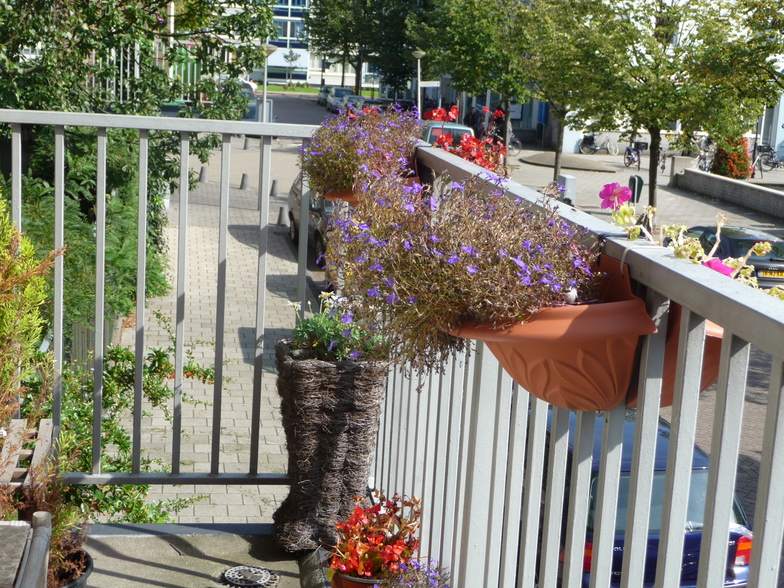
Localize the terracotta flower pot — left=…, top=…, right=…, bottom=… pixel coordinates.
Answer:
left=325, top=188, right=359, bottom=207
left=451, top=255, right=657, bottom=412
left=626, top=302, right=723, bottom=408
left=331, top=573, right=388, bottom=587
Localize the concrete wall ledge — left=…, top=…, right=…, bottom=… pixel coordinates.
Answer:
left=670, top=166, right=784, bottom=220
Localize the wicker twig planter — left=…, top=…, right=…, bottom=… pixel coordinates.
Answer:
left=273, top=340, right=389, bottom=552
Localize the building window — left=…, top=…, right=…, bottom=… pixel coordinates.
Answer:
left=273, top=20, right=287, bottom=38
left=291, top=21, right=303, bottom=39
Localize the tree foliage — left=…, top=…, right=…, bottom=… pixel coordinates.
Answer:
left=408, top=0, right=530, bottom=105
left=513, top=0, right=783, bottom=206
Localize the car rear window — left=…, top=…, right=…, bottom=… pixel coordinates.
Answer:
left=587, top=470, right=744, bottom=535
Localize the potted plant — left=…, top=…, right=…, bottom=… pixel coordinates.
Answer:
left=601, top=181, right=782, bottom=407
left=273, top=294, right=390, bottom=552
left=325, top=491, right=421, bottom=587
left=298, top=106, right=422, bottom=205
left=328, top=175, right=657, bottom=412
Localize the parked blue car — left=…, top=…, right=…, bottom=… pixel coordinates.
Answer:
left=547, top=409, right=752, bottom=587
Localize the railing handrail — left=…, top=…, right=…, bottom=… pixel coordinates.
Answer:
left=0, top=109, right=317, bottom=138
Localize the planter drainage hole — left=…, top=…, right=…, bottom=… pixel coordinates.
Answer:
left=222, top=565, right=279, bottom=587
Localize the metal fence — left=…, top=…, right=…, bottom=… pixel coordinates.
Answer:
left=1, top=110, right=315, bottom=487
left=2, top=110, right=784, bottom=587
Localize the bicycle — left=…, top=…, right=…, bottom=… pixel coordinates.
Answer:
left=751, top=145, right=784, bottom=177
left=623, top=140, right=647, bottom=170
left=507, top=132, right=522, bottom=157
left=580, top=132, right=619, bottom=155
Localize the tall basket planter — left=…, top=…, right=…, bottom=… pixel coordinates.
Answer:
left=273, top=340, right=389, bottom=552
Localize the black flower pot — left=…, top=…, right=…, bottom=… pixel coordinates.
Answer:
left=58, top=550, right=93, bottom=588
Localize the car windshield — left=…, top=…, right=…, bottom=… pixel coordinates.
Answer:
left=735, top=239, right=784, bottom=260
left=587, top=470, right=744, bottom=535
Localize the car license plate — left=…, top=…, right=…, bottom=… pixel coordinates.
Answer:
left=759, top=270, right=784, bottom=278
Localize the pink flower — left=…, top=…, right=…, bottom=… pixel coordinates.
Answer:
left=702, top=258, right=734, bottom=277
left=599, top=183, right=632, bottom=210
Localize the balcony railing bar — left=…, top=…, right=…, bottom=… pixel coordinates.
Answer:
left=592, top=404, right=626, bottom=587
left=656, top=311, right=709, bottom=587
left=132, top=128, right=149, bottom=475
left=749, top=360, right=784, bottom=587
left=53, top=125, right=65, bottom=429
left=172, top=130, right=191, bottom=475
left=93, top=127, right=107, bottom=475
left=562, top=410, right=595, bottom=587
left=498, top=379, right=526, bottom=588
left=699, top=333, right=750, bottom=586
left=251, top=135, right=276, bottom=476
left=540, top=404, right=570, bottom=587
left=11, top=124, right=22, bottom=228
left=621, top=291, right=669, bottom=588
left=456, top=346, right=501, bottom=587
left=209, top=132, right=232, bottom=476
left=519, top=396, right=547, bottom=588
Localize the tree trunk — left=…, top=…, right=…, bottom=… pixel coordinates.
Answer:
left=353, top=49, right=365, bottom=96
left=554, top=119, right=565, bottom=181
left=647, top=126, right=662, bottom=208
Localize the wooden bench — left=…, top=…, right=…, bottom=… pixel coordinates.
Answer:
left=0, top=419, right=55, bottom=491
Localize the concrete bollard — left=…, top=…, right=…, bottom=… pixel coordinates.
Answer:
left=239, top=173, right=249, bottom=190
left=243, top=136, right=251, bottom=150
left=557, top=173, right=576, bottom=206
left=198, top=165, right=208, bottom=183
left=277, top=204, right=289, bottom=226
left=270, top=179, right=279, bottom=198
left=669, top=156, right=694, bottom=187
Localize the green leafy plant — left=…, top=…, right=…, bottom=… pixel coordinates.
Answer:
left=19, top=311, right=217, bottom=523
left=290, top=292, right=388, bottom=362
left=298, top=106, right=421, bottom=195
left=0, top=193, right=60, bottom=435
left=325, top=491, right=421, bottom=582
left=328, top=174, right=598, bottom=374
left=600, top=182, right=784, bottom=301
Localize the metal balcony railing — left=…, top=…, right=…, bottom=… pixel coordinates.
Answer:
left=2, top=110, right=784, bottom=588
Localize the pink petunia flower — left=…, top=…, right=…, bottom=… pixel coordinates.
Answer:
left=599, top=183, right=633, bottom=210
left=702, top=258, right=734, bottom=277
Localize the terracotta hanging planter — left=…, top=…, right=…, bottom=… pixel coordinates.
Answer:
left=450, top=255, right=657, bottom=412
left=626, top=302, right=723, bottom=408
left=325, top=188, right=359, bottom=207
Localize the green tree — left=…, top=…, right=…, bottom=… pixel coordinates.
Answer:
left=525, top=0, right=782, bottom=207
left=365, top=0, right=420, bottom=94
left=306, top=0, right=375, bottom=94
left=512, top=0, right=617, bottom=180
left=283, top=50, right=302, bottom=85
left=0, top=0, right=278, bottom=343
left=408, top=0, right=531, bottom=139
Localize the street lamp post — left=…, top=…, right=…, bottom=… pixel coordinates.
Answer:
left=261, top=43, right=278, bottom=122
left=412, top=50, right=425, bottom=118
